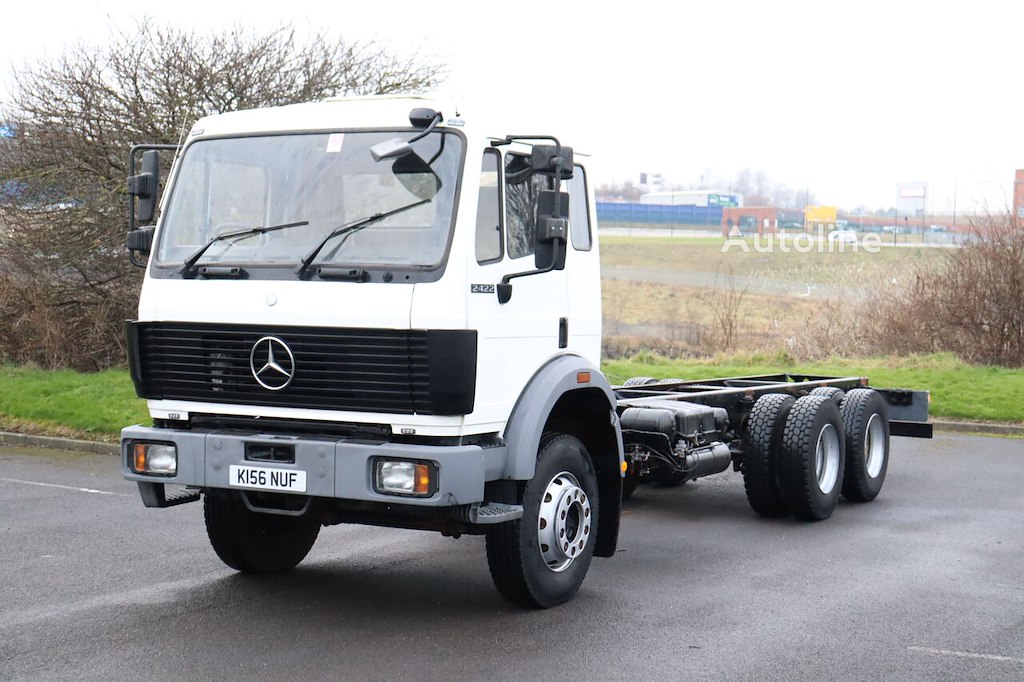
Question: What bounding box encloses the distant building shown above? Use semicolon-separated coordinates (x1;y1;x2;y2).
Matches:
1015;170;1024;219
721;206;778;236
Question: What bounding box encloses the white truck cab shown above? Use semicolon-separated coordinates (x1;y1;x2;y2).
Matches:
122;96;623;608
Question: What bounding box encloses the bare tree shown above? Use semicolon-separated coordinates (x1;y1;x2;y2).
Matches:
594;181;645;202
0;21;444;370
732;168;771;205
729;168;813;209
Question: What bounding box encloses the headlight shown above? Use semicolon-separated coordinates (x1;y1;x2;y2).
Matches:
373;459;436;497
130;442;177;476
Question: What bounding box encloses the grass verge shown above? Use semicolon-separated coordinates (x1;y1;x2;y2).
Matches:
1;353;1020;440
603;352;1023;424
0;365;149;442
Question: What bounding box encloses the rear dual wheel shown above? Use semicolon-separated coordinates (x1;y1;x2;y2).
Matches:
741;393;796;517
839;388;890;502
778;395;846;520
744;389;891;520
810;386;846;405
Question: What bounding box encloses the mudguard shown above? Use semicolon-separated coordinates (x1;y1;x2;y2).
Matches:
501;354;624;557
502;354;623;481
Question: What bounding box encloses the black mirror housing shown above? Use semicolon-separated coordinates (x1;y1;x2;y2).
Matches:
531;145;573;179
127;225;155;253
409;108;441;128
534;190;569;270
129;149;160;223
126;225;155;267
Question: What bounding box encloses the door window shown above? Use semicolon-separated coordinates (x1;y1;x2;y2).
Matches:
476;150;503;263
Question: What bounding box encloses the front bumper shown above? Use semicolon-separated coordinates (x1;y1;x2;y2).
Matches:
121;425;505;507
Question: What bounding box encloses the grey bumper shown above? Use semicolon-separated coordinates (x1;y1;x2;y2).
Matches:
121;425;504;507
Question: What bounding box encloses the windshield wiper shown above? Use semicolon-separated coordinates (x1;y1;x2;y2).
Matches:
295;198;430;280
180;219;310;277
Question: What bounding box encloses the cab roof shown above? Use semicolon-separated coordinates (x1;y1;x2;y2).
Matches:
189;95;447;138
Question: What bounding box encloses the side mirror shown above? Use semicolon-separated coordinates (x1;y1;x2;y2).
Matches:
534;189;569;270
126;225;155;267
392;153;442;201
128;150;160;223
371;138;412;161
127;225;154;252
531;145;574;179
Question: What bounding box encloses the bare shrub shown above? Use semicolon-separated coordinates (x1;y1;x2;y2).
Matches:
702;265;748;352
789;215;1023;366
0;21;444;370
859;215;1023;366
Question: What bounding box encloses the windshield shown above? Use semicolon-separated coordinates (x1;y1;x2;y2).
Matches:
154;130;462;272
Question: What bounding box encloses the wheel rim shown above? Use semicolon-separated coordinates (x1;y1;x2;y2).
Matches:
864;413;886;478
537;470;592;573
815;423;841;494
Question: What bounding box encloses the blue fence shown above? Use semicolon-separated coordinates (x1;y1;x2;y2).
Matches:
596;201;723;228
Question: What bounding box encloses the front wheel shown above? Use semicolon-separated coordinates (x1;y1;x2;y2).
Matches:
204;491;320;573
486;434;599;608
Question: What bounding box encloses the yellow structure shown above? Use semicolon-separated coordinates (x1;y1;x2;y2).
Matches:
803;205;837;233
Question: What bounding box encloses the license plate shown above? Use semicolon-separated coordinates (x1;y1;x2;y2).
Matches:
228;465;307;493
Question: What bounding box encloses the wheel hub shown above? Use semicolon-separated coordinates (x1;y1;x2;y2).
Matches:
865;413;886;478
815;423;841;494
537;471;592;572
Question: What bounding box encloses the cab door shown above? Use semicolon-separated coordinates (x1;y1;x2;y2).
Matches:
466;147;569;433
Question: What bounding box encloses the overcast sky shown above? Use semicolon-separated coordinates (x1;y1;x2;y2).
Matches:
2;0;1021;213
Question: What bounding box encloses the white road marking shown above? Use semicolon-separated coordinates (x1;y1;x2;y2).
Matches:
908;646;1024;665
0;476;128;496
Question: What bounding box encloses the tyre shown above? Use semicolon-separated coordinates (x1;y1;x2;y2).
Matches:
839;388;890;502
810;386;846;405
741;393;796;517
778;395;846;521
486;434;598;608
622;376;658;387
658;378;685;385
204;491;320;573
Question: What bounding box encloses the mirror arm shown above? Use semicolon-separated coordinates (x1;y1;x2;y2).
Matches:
496;240;562;304
409;111;443;144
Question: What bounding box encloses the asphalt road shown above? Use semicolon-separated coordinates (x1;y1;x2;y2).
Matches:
1;434;1022;681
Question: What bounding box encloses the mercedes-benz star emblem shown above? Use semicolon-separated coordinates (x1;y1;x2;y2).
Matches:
249;336;295;390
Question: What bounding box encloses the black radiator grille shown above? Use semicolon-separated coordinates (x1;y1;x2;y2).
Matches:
135;323;436;414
